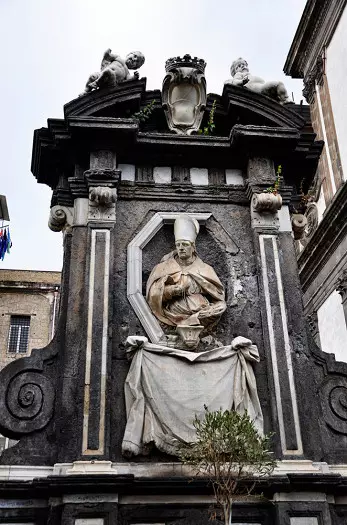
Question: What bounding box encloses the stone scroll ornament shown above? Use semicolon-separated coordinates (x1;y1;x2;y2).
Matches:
0;348;55;438
162;55;207;134
146;215;226;350
320;376;347;435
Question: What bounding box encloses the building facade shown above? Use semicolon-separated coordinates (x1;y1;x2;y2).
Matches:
0;269;61;370
0;51;347;524
0;269;61;453
284;0;347;362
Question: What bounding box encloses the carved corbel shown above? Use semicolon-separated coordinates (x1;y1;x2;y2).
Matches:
252;193;282;213
48;205;74;233
291;213;308;240
88;186;117;221
84;168;120;222
336;269;347;304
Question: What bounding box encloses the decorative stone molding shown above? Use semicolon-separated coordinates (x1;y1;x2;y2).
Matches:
0;348;56;438
307;311;319;339
336;269;347;304
303;56;324;104
85;168;120;223
162;54;207;135
291;213;308;240
127;212;212;344
252;192;282;213
88;186;117;222
48;205;74;233
320;376;347;435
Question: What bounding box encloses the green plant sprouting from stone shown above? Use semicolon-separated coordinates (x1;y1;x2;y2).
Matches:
132;100;156;123
264;164;282;195
198;99;217;136
178;407;276;525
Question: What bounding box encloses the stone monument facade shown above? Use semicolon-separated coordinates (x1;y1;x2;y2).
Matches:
0;53;346;525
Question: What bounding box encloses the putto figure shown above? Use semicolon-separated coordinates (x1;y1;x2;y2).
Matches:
146;215;226;334
82;49;145;94
225;57;290;105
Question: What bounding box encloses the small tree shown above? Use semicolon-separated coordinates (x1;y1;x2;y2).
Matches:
178;408;276;525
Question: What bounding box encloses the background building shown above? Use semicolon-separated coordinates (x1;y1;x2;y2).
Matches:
0;269;61;371
0;269;61;453
284;0;347;361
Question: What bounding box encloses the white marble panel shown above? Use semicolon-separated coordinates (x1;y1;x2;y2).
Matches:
290;519;318;525
119;164;135;182
225;169;244;185
190;168;209;185
278;206;292;232
75;520;104;525
153;166;171;184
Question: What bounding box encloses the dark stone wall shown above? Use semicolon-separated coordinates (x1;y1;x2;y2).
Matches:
110;200;272;462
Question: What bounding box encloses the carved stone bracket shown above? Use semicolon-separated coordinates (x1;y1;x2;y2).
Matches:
252;193;282;213
336;269;347;304
48;205;74;233
291;213;308;240
300;202;319;247
85;168;120;223
303;56;324;103
250;193;282;232
88;186;117;222
307;310;319;339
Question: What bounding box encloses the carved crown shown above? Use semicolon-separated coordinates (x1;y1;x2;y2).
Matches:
165;54;206;74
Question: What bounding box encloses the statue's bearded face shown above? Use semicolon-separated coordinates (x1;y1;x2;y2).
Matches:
175;240;194;261
235;60;248;73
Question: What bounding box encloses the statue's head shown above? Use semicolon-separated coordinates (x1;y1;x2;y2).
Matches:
174;215;199;262
175;240;196;261
126;51;145;70
277;82;289;104
230;57;249;77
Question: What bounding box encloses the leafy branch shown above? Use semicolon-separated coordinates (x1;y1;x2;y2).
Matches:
178;408;276;525
264;164;282;195
132;100;156;123
198;100;217;136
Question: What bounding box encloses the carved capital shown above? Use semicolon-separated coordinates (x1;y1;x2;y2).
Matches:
48;205;74;233
252;193;282;213
303;56;324;103
300;203;319;247
336;269;347;303
291;213;308;240
307;311;319;338
88;186;117;222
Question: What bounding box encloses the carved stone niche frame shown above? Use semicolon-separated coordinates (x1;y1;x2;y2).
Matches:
127;212;212;343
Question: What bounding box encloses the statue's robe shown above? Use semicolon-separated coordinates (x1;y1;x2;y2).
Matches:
146;255;226;326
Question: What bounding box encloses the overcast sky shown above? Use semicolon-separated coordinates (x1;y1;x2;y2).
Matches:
0;0;306;272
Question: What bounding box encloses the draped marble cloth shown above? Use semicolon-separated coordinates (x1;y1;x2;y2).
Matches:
122;336;263;456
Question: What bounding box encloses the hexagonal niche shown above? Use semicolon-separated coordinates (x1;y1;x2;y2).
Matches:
127;212;212;343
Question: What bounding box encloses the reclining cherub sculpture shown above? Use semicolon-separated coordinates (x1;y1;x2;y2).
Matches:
82;49;145;95
225;57;290;105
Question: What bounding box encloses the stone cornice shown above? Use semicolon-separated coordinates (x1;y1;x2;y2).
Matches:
298;181;347;292
284;0;347;79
